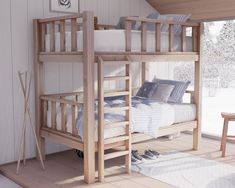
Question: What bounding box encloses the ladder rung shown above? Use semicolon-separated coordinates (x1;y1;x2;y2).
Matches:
104;150;129;160
104;76;129;81
104;106;130;113
104;136;129;145
105;121;129;128
104;91;129;97
102;61;130;64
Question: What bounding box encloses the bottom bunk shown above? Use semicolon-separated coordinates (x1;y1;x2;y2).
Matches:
39;91;198;151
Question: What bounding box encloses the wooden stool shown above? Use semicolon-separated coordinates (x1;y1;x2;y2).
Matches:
220;112;235;157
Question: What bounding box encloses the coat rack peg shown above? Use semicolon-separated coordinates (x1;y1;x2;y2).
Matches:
16;71;45;175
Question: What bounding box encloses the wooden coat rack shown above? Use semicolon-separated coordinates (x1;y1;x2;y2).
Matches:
16;71;45;174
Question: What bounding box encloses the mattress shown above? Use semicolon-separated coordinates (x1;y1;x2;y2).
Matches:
46;100;196;141
45;30;193;53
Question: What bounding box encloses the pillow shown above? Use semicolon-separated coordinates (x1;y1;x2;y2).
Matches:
153;77;190;103
116;17;136;29
145;11;160;31
159;14;191;35
136;81;158;98
149;84;175;102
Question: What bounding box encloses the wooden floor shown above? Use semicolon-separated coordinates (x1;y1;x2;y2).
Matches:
1;134;235;188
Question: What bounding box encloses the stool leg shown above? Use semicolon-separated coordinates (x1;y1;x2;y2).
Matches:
220;118;228;157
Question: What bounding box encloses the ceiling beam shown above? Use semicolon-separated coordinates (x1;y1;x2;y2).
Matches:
146;0;235;21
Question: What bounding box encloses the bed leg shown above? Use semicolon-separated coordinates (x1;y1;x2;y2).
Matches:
37;137;46;161
193;127;201;150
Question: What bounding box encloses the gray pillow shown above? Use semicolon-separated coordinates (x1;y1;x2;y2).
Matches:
159;14;191;35
149;84;175;102
153;78;190;103
136;81;158;98
145;11;160;31
116;17;136;29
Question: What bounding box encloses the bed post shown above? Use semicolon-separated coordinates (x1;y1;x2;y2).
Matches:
142;62;148;83
83;11;95;184
34;19;45;160
193;23;204;150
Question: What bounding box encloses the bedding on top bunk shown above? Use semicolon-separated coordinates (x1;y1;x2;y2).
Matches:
46;96;196;141
45;30;193;53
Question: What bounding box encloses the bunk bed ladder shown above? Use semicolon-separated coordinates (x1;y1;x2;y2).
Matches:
98;56;132;182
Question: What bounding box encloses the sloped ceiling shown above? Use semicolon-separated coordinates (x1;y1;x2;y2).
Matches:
146;0;235;21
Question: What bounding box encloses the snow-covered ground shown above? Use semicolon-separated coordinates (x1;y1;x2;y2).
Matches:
202;88;235;136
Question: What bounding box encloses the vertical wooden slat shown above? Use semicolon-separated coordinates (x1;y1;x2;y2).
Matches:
169;24;174;52
34;19;45;160
50;22;55;52
72;105;78;136
42;100;47;127
61;103;67;132
142;62;149;84
155;23;161;52
125;59;132;174
141;22;147;52
83;11;95;184
141;22;147;84
98;57;104;182
71;18;77;51
182;26;187;52
125;20;132;52
75;94;79;102
192;27;198;52
40;23;46;52
60;20;65;52
193;23;204;150
51;101;56;130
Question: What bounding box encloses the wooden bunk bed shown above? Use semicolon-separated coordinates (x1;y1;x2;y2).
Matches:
34;11;203;184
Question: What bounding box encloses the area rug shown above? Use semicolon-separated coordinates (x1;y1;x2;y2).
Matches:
132;151;235;188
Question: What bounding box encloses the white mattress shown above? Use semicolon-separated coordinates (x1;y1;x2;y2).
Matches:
45;30;193;53
46;102;196;140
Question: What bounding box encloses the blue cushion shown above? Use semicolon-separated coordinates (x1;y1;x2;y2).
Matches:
153;78;190;103
136;81;158;98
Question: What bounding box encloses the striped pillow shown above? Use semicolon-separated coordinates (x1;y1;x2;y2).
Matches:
146;11;160;31
159;14;191;35
153;78;190;103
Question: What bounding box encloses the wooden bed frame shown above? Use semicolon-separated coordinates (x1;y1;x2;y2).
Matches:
34;11;203;184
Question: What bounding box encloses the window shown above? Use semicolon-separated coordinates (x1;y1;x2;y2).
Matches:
173;21;235;137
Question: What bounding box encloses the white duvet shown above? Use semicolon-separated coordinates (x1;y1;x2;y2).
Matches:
47;97;196;141
45;30;193;53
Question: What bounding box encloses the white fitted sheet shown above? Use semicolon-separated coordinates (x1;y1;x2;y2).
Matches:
46;102;196;140
45;30;193;53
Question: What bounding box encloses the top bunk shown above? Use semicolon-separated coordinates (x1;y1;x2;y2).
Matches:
34;11;202;63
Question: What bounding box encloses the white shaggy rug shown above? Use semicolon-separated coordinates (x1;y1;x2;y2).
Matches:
132;151;235;188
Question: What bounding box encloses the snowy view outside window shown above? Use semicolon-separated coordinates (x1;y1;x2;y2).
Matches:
174;21;235;137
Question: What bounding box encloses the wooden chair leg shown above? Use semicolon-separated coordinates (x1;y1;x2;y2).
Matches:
221;118;229;157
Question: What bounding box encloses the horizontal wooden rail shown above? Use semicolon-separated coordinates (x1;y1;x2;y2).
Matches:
38;14;83;23
97;24;116;30
40;96;82;106
126;16;200;27
44;91;83;98
125;16;200;54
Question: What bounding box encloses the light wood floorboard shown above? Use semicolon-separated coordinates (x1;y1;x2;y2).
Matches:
1;134;235;188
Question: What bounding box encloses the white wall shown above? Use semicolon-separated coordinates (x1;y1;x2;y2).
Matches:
0;0;155;165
